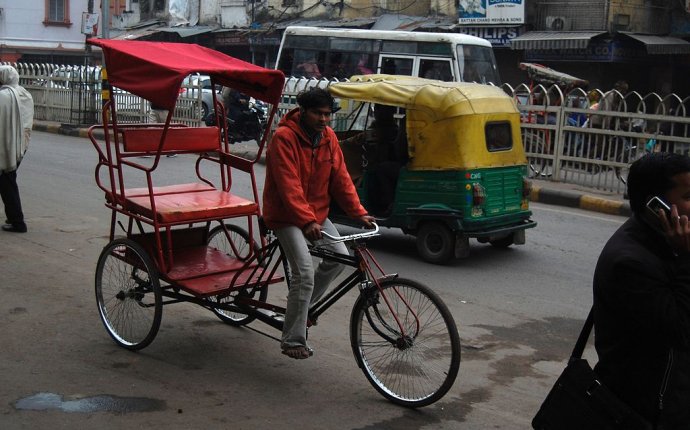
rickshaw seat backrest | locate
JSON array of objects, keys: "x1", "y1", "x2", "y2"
[{"x1": 120, "y1": 126, "x2": 220, "y2": 153}]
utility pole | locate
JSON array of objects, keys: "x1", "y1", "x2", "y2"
[{"x1": 102, "y1": 0, "x2": 110, "y2": 39}]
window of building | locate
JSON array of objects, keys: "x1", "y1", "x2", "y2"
[{"x1": 44, "y1": 0, "x2": 71, "y2": 27}]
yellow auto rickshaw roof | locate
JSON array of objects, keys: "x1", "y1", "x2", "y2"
[
  {"x1": 329, "y1": 75, "x2": 519, "y2": 119},
  {"x1": 329, "y1": 75, "x2": 527, "y2": 171}
]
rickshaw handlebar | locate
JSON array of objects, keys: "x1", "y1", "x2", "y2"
[{"x1": 321, "y1": 223, "x2": 379, "y2": 243}]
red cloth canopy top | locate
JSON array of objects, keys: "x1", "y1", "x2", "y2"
[{"x1": 87, "y1": 38, "x2": 285, "y2": 111}]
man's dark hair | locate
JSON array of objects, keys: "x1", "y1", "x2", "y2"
[
  {"x1": 296, "y1": 88, "x2": 334, "y2": 111},
  {"x1": 627, "y1": 152, "x2": 690, "y2": 214}
]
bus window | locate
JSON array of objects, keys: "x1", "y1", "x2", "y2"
[
  {"x1": 421, "y1": 59, "x2": 453, "y2": 81},
  {"x1": 458, "y1": 45, "x2": 500, "y2": 84},
  {"x1": 417, "y1": 42, "x2": 452, "y2": 56},
  {"x1": 330, "y1": 38, "x2": 375, "y2": 53},
  {"x1": 356, "y1": 54, "x2": 374, "y2": 75},
  {"x1": 325, "y1": 52, "x2": 375, "y2": 79},
  {"x1": 276, "y1": 26, "x2": 500, "y2": 83},
  {"x1": 379, "y1": 56, "x2": 414, "y2": 76},
  {"x1": 382, "y1": 41, "x2": 417, "y2": 55},
  {"x1": 294, "y1": 50, "x2": 325, "y2": 78},
  {"x1": 326, "y1": 52, "x2": 349, "y2": 80}
]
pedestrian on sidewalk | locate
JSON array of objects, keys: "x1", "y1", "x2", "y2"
[{"x1": 0, "y1": 65, "x2": 34, "y2": 233}]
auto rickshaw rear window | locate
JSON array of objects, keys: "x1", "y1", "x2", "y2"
[{"x1": 485, "y1": 122, "x2": 512, "y2": 152}]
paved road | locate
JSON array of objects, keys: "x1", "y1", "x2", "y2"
[{"x1": 0, "y1": 131, "x2": 626, "y2": 429}]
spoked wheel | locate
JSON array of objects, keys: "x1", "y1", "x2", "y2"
[
  {"x1": 95, "y1": 238, "x2": 162, "y2": 350},
  {"x1": 615, "y1": 166, "x2": 628, "y2": 185},
  {"x1": 350, "y1": 278, "x2": 461, "y2": 408},
  {"x1": 211, "y1": 288, "x2": 268, "y2": 326},
  {"x1": 208, "y1": 224, "x2": 259, "y2": 262},
  {"x1": 207, "y1": 224, "x2": 266, "y2": 325},
  {"x1": 416, "y1": 222, "x2": 455, "y2": 265},
  {"x1": 524, "y1": 130, "x2": 553, "y2": 178}
]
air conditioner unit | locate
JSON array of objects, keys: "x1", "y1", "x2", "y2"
[{"x1": 546, "y1": 16, "x2": 570, "y2": 31}]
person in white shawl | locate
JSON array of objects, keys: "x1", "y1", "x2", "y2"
[{"x1": 0, "y1": 65, "x2": 34, "y2": 233}]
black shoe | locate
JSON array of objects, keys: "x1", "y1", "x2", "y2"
[{"x1": 2, "y1": 223, "x2": 27, "y2": 233}]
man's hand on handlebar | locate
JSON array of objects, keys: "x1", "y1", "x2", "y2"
[
  {"x1": 303, "y1": 222, "x2": 322, "y2": 241},
  {"x1": 358, "y1": 215, "x2": 376, "y2": 228}
]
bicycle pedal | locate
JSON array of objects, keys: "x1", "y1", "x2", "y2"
[{"x1": 257, "y1": 308, "x2": 284, "y2": 321}]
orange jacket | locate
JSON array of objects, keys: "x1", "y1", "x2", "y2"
[{"x1": 263, "y1": 108, "x2": 367, "y2": 230}]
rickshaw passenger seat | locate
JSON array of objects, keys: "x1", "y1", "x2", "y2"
[
  {"x1": 104, "y1": 183, "x2": 216, "y2": 205},
  {"x1": 125, "y1": 191, "x2": 258, "y2": 223},
  {"x1": 120, "y1": 126, "x2": 220, "y2": 153},
  {"x1": 110, "y1": 126, "x2": 260, "y2": 224}
]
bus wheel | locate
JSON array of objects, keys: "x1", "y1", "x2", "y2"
[{"x1": 416, "y1": 222, "x2": 455, "y2": 265}]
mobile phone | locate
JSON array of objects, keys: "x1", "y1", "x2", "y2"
[
  {"x1": 646, "y1": 196, "x2": 671, "y2": 218},
  {"x1": 645, "y1": 196, "x2": 672, "y2": 230}
]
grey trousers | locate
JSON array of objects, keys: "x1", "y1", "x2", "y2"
[{"x1": 275, "y1": 218, "x2": 348, "y2": 349}]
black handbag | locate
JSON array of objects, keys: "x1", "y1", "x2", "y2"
[{"x1": 532, "y1": 309, "x2": 652, "y2": 430}]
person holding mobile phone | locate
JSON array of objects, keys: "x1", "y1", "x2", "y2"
[{"x1": 592, "y1": 152, "x2": 690, "y2": 429}]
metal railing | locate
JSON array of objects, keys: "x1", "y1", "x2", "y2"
[
  {"x1": 276, "y1": 77, "x2": 690, "y2": 193},
  {"x1": 4, "y1": 62, "x2": 207, "y2": 127},
  {"x1": 8, "y1": 62, "x2": 690, "y2": 193},
  {"x1": 502, "y1": 83, "x2": 690, "y2": 193}
]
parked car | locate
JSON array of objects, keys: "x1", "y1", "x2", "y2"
[{"x1": 180, "y1": 73, "x2": 220, "y2": 119}]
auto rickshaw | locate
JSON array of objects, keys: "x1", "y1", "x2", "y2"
[{"x1": 328, "y1": 75, "x2": 536, "y2": 264}]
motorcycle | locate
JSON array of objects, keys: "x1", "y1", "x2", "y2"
[{"x1": 204, "y1": 98, "x2": 267, "y2": 144}]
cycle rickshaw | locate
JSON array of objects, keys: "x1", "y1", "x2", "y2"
[{"x1": 86, "y1": 39, "x2": 460, "y2": 408}]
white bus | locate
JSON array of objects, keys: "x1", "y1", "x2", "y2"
[{"x1": 275, "y1": 26, "x2": 501, "y2": 84}]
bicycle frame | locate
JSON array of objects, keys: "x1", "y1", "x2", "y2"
[{"x1": 204, "y1": 227, "x2": 420, "y2": 339}]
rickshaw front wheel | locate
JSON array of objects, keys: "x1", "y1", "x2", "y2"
[
  {"x1": 95, "y1": 238, "x2": 162, "y2": 351},
  {"x1": 416, "y1": 222, "x2": 455, "y2": 264},
  {"x1": 350, "y1": 278, "x2": 461, "y2": 407}
]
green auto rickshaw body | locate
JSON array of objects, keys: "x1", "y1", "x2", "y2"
[{"x1": 328, "y1": 75, "x2": 536, "y2": 263}]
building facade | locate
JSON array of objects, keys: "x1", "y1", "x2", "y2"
[
  {"x1": 0, "y1": 0, "x2": 96, "y2": 63},
  {"x1": 2, "y1": 1, "x2": 690, "y2": 96}
]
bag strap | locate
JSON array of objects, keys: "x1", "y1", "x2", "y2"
[{"x1": 569, "y1": 307, "x2": 594, "y2": 364}]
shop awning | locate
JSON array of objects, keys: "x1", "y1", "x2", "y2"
[
  {"x1": 510, "y1": 31, "x2": 607, "y2": 50},
  {"x1": 158, "y1": 26, "x2": 216, "y2": 38},
  {"x1": 619, "y1": 33, "x2": 690, "y2": 55},
  {"x1": 111, "y1": 24, "x2": 216, "y2": 41}
]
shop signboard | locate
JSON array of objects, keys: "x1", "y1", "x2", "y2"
[
  {"x1": 524, "y1": 40, "x2": 642, "y2": 62},
  {"x1": 458, "y1": 0, "x2": 524, "y2": 25},
  {"x1": 457, "y1": 26, "x2": 522, "y2": 47}
]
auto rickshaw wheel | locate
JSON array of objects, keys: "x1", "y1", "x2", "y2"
[
  {"x1": 416, "y1": 222, "x2": 455, "y2": 264},
  {"x1": 489, "y1": 233, "x2": 514, "y2": 248}
]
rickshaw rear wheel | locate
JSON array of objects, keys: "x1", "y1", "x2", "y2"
[
  {"x1": 208, "y1": 223, "x2": 260, "y2": 262},
  {"x1": 207, "y1": 224, "x2": 267, "y2": 325},
  {"x1": 350, "y1": 278, "x2": 461, "y2": 407},
  {"x1": 95, "y1": 238, "x2": 162, "y2": 351},
  {"x1": 416, "y1": 222, "x2": 455, "y2": 264},
  {"x1": 489, "y1": 233, "x2": 515, "y2": 248}
]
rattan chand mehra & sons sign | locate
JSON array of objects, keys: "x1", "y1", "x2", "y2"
[{"x1": 458, "y1": 0, "x2": 525, "y2": 25}]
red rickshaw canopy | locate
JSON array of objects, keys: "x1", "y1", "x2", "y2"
[{"x1": 87, "y1": 38, "x2": 285, "y2": 111}]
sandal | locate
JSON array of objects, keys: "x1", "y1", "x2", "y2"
[{"x1": 281, "y1": 345, "x2": 314, "y2": 360}]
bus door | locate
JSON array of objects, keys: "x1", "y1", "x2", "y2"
[
  {"x1": 418, "y1": 58, "x2": 454, "y2": 81},
  {"x1": 378, "y1": 55, "x2": 415, "y2": 76}
]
